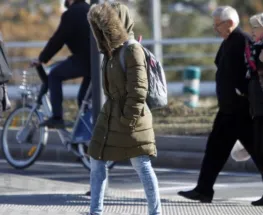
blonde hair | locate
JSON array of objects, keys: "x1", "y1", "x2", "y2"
[
  {"x1": 212, "y1": 6, "x2": 239, "y2": 27},
  {"x1": 250, "y1": 13, "x2": 263, "y2": 28}
]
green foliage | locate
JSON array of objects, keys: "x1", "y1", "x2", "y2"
[{"x1": 134, "y1": 0, "x2": 263, "y2": 81}]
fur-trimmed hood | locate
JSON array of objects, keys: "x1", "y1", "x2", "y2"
[{"x1": 88, "y1": 2, "x2": 134, "y2": 56}]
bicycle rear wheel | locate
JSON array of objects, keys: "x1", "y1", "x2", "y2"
[
  {"x1": 1, "y1": 106, "x2": 48, "y2": 169},
  {"x1": 77, "y1": 144, "x2": 116, "y2": 171}
]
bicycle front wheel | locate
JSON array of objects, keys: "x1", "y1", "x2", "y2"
[
  {"x1": 78, "y1": 144, "x2": 116, "y2": 171},
  {"x1": 1, "y1": 106, "x2": 48, "y2": 169}
]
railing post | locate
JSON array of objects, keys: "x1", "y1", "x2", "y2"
[
  {"x1": 151, "y1": 0, "x2": 163, "y2": 62},
  {"x1": 183, "y1": 66, "x2": 201, "y2": 108}
]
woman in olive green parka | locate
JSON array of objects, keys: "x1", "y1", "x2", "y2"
[
  {"x1": 88, "y1": 3, "x2": 156, "y2": 162},
  {"x1": 87, "y1": 2, "x2": 161, "y2": 215}
]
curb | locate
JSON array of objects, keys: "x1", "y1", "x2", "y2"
[
  {"x1": 153, "y1": 135, "x2": 257, "y2": 172},
  {"x1": 0, "y1": 130, "x2": 257, "y2": 172}
]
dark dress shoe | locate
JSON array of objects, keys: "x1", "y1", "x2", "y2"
[
  {"x1": 178, "y1": 189, "x2": 213, "y2": 203},
  {"x1": 251, "y1": 196, "x2": 263, "y2": 206}
]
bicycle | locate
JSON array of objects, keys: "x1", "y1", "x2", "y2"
[{"x1": 1, "y1": 62, "x2": 116, "y2": 170}]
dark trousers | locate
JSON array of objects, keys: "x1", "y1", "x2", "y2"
[
  {"x1": 196, "y1": 110, "x2": 263, "y2": 196},
  {"x1": 48, "y1": 56, "x2": 90, "y2": 118}
]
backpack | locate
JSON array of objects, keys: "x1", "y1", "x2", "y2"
[{"x1": 119, "y1": 39, "x2": 167, "y2": 110}]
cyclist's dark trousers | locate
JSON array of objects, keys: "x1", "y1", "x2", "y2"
[
  {"x1": 48, "y1": 56, "x2": 90, "y2": 119},
  {"x1": 195, "y1": 110, "x2": 263, "y2": 197}
]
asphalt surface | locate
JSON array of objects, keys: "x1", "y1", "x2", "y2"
[{"x1": 1, "y1": 160, "x2": 263, "y2": 214}]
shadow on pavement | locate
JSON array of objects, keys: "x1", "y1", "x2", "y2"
[
  {"x1": 1, "y1": 194, "x2": 263, "y2": 215},
  {"x1": 0, "y1": 193, "x2": 245, "y2": 207}
]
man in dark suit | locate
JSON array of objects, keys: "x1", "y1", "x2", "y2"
[
  {"x1": 178, "y1": 6, "x2": 263, "y2": 206},
  {"x1": 32, "y1": 0, "x2": 91, "y2": 128}
]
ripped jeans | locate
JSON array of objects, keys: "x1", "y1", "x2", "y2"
[{"x1": 89, "y1": 155, "x2": 162, "y2": 215}]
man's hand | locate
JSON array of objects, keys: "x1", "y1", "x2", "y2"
[{"x1": 30, "y1": 59, "x2": 42, "y2": 67}]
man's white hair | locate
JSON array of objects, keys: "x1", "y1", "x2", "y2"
[
  {"x1": 250, "y1": 13, "x2": 263, "y2": 28},
  {"x1": 212, "y1": 6, "x2": 240, "y2": 27}
]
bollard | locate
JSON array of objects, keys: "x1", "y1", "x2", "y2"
[{"x1": 183, "y1": 66, "x2": 201, "y2": 108}]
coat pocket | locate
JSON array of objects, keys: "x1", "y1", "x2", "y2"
[
  {"x1": 118, "y1": 99, "x2": 138, "y2": 128},
  {"x1": 120, "y1": 115, "x2": 137, "y2": 128}
]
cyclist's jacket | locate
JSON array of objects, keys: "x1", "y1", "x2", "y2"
[{"x1": 39, "y1": 0, "x2": 91, "y2": 70}]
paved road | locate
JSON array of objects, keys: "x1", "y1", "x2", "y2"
[{"x1": 1, "y1": 160, "x2": 263, "y2": 214}]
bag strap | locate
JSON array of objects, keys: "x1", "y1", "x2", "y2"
[{"x1": 119, "y1": 39, "x2": 140, "y2": 72}]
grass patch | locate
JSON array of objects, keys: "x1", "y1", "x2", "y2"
[{"x1": 152, "y1": 96, "x2": 217, "y2": 135}]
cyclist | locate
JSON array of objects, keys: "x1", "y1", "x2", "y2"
[{"x1": 31, "y1": 0, "x2": 91, "y2": 129}]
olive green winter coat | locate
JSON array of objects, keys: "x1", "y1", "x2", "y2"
[{"x1": 87, "y1": 2, "x2": 156, "y2": 161}]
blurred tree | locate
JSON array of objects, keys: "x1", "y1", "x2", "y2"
[
  {"x1": 0, "y1": 0, "x2": 263, "y2": 81},
  {"x1": 135, "y1": 0, "x2": 263, "y2": 81},
  {"x1": 0, "y1": 0, "x2": 66, "y2": 73},
  {"x1": 136, "y1": 0, "x2": 263, "y2": 38}
]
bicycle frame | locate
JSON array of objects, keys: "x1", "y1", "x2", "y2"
[
  {"x1": 18, "y1": 64, "x2": 93, "y2": 158},
  {"x1": 38, "y1": 80, "x2": 93, "y2": 158},
  {"x1": 71, "y1": 84, "x2": 93, "y2": 144},
  {"x1": 10, "y1": 64, "x2": 116, "y2": 170}
]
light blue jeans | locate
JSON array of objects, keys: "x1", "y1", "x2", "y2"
[{"x1": 89, "y1": 155, "x2": 162, "y2": 215}]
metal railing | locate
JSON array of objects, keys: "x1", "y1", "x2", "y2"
[
  {"x1": 4, "y1": 37, "x2": 223, "y2": 48},
  {"x1": 5, "y1": 38, "x2": 221, "y2": 98},
  {"x1": 5, "y1": 37, "x2": 222, "y2": 72},
  {"x1": 7, "y1": 82, "x2": 216, "y2": 100}
]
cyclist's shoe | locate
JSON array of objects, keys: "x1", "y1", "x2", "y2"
[{"x1": 39, "y1": 117, "x2": 65, "y2": 129}]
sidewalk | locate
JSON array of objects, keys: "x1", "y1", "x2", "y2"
[
  {"x1": 2, "y1": 190, "x2": 263, "y2": 215},
  {"x1": 1, "y1": 173, "x2": 263, "y2": 215}
]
